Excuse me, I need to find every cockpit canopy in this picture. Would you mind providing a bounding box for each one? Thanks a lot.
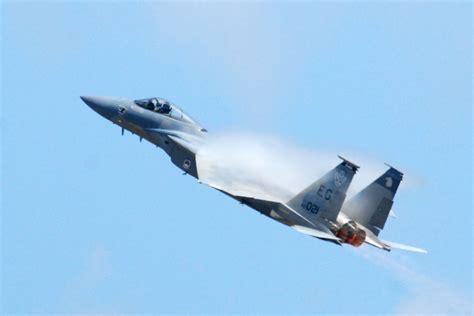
[134,97,203,128]
[134,98,173,114]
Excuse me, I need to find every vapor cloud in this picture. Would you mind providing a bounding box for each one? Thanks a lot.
[196,131,418,202]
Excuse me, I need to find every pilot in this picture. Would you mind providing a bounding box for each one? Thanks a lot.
[150,98,159,111]
[153,100,171,114]
[160,102,172,114]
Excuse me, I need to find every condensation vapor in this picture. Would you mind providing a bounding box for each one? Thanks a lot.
[195,132,406,202]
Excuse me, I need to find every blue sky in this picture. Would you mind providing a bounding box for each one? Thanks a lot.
[1,2,472,314]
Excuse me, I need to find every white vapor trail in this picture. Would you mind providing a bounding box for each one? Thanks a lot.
[196,131,416,202]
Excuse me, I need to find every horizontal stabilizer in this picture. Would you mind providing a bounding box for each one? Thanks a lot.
[383,240,427,254]
[364,233,387,250]
[292,225,341,242]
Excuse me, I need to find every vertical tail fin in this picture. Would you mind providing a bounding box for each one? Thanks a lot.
[342,165,403,235]
[287,156,359,224]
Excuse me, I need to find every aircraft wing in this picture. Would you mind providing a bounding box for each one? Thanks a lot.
[364,233,387,250]
[197,155,351,243]
[201,174,424,252]
[199,183,341,242]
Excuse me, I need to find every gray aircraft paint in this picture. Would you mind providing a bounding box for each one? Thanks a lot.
[81,96,426,253]
[340,167,403,235]
[81,96,205,178]
[287,159,359,224]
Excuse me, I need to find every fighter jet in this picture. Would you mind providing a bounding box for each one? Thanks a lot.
[81,96,426,253]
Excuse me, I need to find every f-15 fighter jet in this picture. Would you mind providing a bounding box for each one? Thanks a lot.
[81,96,426,253]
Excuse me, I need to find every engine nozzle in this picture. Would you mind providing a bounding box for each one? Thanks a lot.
[336,221,366,247]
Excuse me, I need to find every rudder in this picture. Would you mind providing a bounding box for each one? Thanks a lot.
[342,166,403,235]
[287,156,359,224]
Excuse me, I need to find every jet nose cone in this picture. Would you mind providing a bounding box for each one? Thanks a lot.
[80,96,98,107]
[80,96,119,120]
